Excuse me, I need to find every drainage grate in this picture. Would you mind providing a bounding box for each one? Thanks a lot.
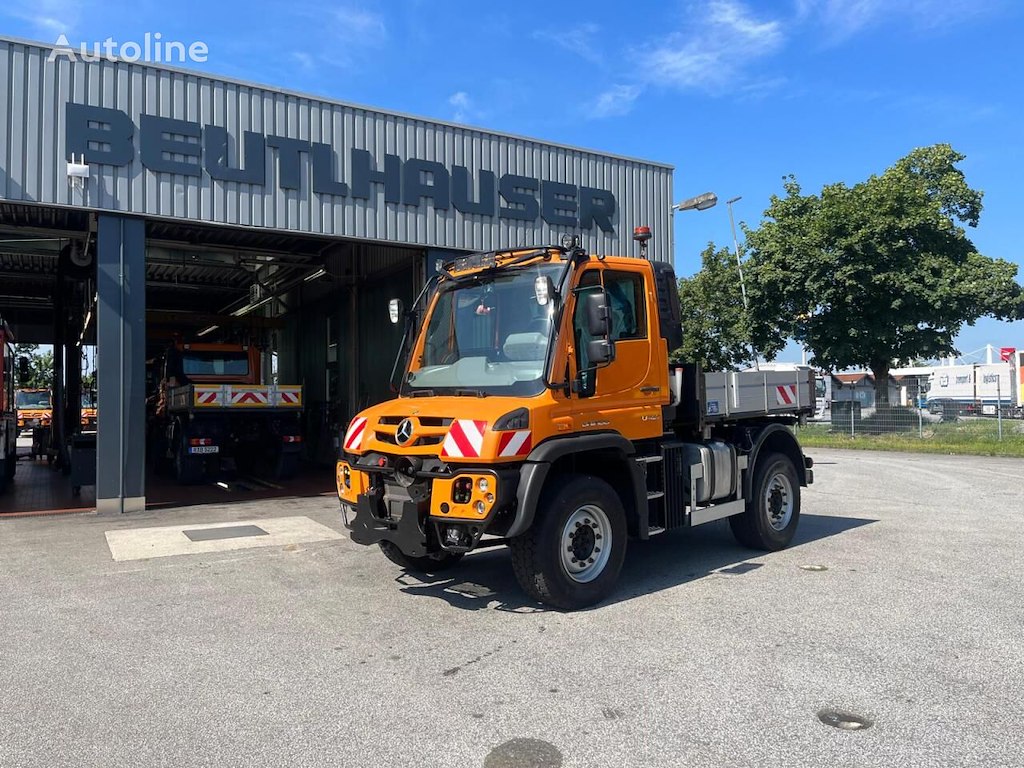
[182,525,269,542]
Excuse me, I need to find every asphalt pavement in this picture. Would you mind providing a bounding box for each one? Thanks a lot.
[1,449,1022,767]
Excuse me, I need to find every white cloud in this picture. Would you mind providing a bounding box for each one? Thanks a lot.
[289,3,387,71]
[331,5,387,45]
[291,51,315,71]
[590,84,643,118]
[582,0,1005,118]
[4,0,82,37]
[532,23,601,63]
[641,0,784,92]
[448,91,474,123]
[797,0,1002,39]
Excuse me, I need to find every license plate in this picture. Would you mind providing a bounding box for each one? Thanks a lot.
[189,446,219,454]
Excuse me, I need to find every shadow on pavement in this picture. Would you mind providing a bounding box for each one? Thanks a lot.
[394,513,876,613]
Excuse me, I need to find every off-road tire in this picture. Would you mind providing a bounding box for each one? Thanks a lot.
[378,541,463,572]
[174,440,205,485]
[269,451,299,482]
[730,452,800,551]
[508,474,627,610]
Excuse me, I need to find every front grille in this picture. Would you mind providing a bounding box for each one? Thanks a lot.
[374,431,444,447]
[378,415,453,428]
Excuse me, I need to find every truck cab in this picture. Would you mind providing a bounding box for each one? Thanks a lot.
[337,243,813,609]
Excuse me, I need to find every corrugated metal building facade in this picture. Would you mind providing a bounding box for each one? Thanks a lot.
[0,35,675,512]
[0,37,674,259]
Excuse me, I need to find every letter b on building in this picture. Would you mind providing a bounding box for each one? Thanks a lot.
[66,103,135,166]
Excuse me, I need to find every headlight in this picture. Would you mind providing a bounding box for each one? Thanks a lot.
[477,477,489,493]
[493,408,529,431]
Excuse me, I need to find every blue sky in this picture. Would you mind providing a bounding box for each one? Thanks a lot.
[4,0,1023,361]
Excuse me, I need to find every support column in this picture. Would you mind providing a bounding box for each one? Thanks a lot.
[96,214,146,515]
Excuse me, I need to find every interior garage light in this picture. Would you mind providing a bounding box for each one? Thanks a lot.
[197,325,219,337]
[303,267,327,282]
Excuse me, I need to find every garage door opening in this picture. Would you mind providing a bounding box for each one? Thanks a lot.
[1,205,429,515]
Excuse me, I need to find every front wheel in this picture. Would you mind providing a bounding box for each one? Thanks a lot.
[729,452,800,551]
[509,475,627,610]
[378,541,463,572]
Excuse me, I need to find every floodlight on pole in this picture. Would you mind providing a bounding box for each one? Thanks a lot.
[669,191,717,273]
[672,192,718,212]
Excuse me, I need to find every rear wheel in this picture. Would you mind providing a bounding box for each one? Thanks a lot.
[509,475,627,610]
[729,452,800,551]
[269,451,299,481]
[174,440,205,485]
[378,541,463,572]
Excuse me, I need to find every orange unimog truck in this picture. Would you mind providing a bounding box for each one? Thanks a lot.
[336,239,815,609]
[1,320,17,493]
[149,342,303,485]
[81,391,97,431]
[15,388,52,435]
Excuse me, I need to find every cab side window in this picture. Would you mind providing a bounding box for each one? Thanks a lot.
[604,271,646,341]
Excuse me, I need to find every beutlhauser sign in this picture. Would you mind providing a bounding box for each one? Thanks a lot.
[66,103,618,233]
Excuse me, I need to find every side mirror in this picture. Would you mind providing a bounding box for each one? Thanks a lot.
[584,291,611,337]
[17,356,29,381]
[388,298,403,325]
[586,338,615,366]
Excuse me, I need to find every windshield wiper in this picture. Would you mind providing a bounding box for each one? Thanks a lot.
[454,389,489,398]
[410,389,435,397]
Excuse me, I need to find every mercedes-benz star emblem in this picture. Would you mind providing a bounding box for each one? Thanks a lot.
[396,418,415,446]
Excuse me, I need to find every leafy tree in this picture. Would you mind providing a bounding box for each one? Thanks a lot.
[673,243,758,370]
[12,343,54,390]
[745,144,1023,405]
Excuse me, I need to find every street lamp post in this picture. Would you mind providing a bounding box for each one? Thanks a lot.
[725,196,748,311]
[726,195,759,370]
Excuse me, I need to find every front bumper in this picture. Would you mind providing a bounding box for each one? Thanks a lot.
[346,490,433,557]
[339,459,519,556]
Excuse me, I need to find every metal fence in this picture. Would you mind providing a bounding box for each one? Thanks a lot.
[796,401,1024,450]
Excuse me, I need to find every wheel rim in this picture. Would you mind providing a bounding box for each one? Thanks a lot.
[560,504,612,583]
[764,471,794,531]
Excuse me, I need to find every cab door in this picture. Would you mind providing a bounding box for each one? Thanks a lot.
[569,265,665,440]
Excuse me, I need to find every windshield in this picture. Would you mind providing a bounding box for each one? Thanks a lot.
[82,393,96,408]
[182,351,249,377]
[406,264,562,396]
[16,390,51,409]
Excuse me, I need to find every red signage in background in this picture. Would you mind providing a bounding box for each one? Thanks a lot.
[999,347,1016,363]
